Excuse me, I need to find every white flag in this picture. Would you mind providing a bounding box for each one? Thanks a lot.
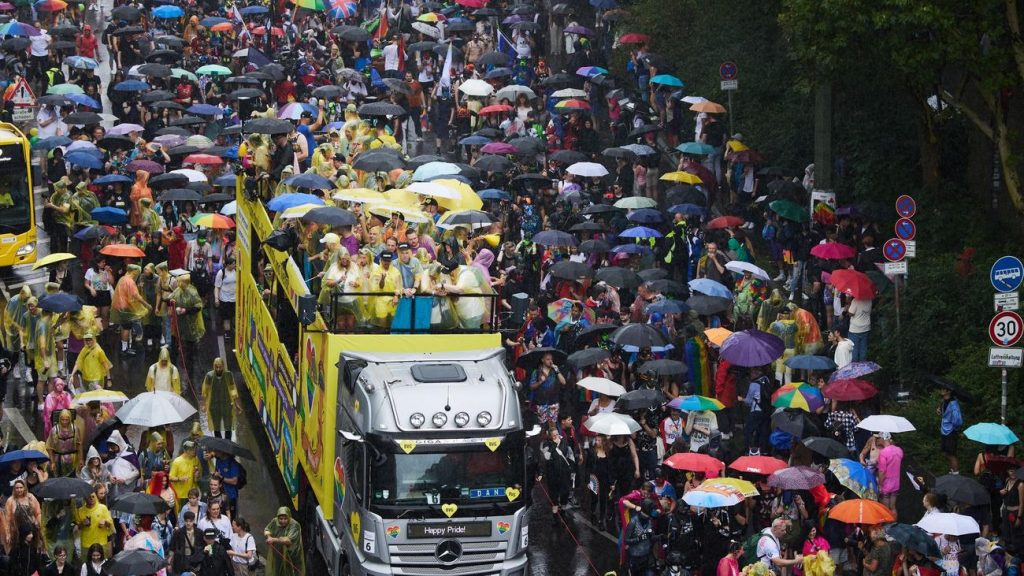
[438,42,453,91]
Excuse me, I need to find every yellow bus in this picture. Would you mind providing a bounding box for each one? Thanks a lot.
[0,123,36,267]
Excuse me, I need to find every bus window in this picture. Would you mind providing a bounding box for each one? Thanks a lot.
[0,143,31,234]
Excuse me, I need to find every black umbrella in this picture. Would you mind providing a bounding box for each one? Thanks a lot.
[168,115,205,127]
[166,145,200,157]
[262,63,286,81]
[648,279,689,298]
[441,210,491,227]
[157,188,201,202]
[615,389,667,412]
[628,124,660,139]
[602,147,636,160]
[511,21,539,31]
[801,436,849,458]
[140,90,175,103]
[771,409,821,438]
[477,51,510,67]
[928,375,973,401]
[516,347,566,370]
[113,24,144,35]
[575,323,618,345]
[148,173,189,190]
[38,94,71,106]
[639,359,688,376]
[358,101,406,117]
[88,416,121,448]
[383,78,412,94]
[150,100,185,111]
[352,152,404,172]
[197,436,256,460]
[38,293,82,313]
[582,203,622,215]
[474,7,500,16]
[304,207,357,227]
[665,185,706,207]
[550,149,589,164]
[245,119,294,135]
[110,492,171,515]
[569,221,605,233]
[145,49,179,63]
[225,75,261,86]
[579,239,611,253]
[609,324,669,348]
[550,260,593,281]
[187,182,213,194]
[508,137,546,155]
[1,37,28,51]
[432,43,462,58]
[337,26,371,42]
[226,88,265,100]
[103,549,166,576]
[447,20,475,32]
[50,23,79,36]
[155,126,190,137]
[32,477,94,500]
[51,40,75,51]
[407,40,438,52]
[474,155,513,173]
[595,267,642,289]
[311,85,346,99]
[687,294,732,315]
[884,524,941,558]
[473,127,503,139]
[567,347,610,369]
[540,73,574,87]
[532,230,576,247]
[198,192,233,204]
[934,474,990,505]
[65,111,103,126]
[137,63,171,78]
[638,269,669,282]
[408,154,444,169]
[154,35,185,48]
[97,136,134,151]
[110,5,141,20]
[245,71,273,82]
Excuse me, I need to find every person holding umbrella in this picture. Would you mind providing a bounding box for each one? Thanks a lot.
[110,264,152,357]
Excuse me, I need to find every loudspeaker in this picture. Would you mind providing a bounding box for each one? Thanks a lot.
[298,294,317,326]
[510,292,528,327]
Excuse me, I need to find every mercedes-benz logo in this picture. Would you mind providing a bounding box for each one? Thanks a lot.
[435,540,463,564]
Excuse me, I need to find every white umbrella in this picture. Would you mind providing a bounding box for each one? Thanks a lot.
[495,84,536,102]
[107,123,144,136]
[725,261,770,281]
[412,21,441,38]
[170,169,208,183]
[576,377,627,397]
[220,201,237,216]
[115,391,197,427]
[566,162,609,178]
[552,88,587,98]
[458,79,494,97]
[856,415,916,434]
[407,181,460,200]
[682,95,707,104]
[916,513,980,536]
[584,412,640,436]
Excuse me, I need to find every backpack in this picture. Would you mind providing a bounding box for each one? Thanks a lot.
[741,530,779,569]
[236,461,247,490]
[758,376,779,414]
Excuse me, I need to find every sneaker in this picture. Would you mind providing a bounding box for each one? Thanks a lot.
[772,272,786,281]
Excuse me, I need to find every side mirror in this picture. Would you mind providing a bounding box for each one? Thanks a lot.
[525,425,542,439]
[339,430,363,443]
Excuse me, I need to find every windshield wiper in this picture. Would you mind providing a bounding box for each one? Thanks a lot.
[0,223,22,233]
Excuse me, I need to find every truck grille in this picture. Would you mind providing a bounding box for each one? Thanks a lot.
[389,541,507,576]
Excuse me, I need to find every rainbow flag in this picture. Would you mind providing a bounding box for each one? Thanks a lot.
[685,337,711,396]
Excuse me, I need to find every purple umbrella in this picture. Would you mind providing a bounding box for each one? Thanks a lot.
[767,466,826,490]
[107,123,144,136]
[480,142,517,155]
[828,361,882,383]
[564,24,594,36]
[125,159,165,174]
[719,329,785,367]
[502,15,524,24]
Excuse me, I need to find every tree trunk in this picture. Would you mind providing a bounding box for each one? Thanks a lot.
[917,109,942,193]
[995,122,1024,215]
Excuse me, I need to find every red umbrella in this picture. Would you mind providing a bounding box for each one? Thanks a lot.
[664,452,724,474]
[618,32,649,44]
[822,379,878,401]
[728,455,788,476]
[480,142,517,155]
[706,215,745,230]
[830,269,877,299]
[100,244,146,258]
[455,0,487,7]
[182,154,223,165]
[479,104,513,115]
[252,26,285,37]
[810,242,856,260]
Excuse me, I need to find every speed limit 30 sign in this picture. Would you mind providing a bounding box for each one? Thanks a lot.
[990,310,1024,347]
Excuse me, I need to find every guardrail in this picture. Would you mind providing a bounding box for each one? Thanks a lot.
[325,290,500,334]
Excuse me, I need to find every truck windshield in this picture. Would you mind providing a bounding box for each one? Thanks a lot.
[0,144,31,233]
[369,437,525,508]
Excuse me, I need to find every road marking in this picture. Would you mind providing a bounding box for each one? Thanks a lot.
[4,407,36,443]
[563,508,618,545]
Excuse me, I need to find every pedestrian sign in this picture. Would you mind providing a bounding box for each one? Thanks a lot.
[895,218,916,241]
[882,238,907,262]
[990,310,1024,347]
[895,195,916,218]
[991,256,1024,292]
[3,77,34,124]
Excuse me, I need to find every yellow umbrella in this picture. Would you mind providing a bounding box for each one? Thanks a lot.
[367,203,431,224]
[704,327,733,347]
[661,171,704,185]
[32,252,76,270]
[699,477,759,497]
[690,101,727,114]
[727,139,750,153]
[383,188,421,206]
[433,179,483,211]
[280,203,324,219]
[333,188,384,204]
[70,389,129,407]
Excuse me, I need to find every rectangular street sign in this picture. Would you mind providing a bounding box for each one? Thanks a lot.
[989,347,1024,368]
[996,292,1020,312]
[883,261,907,275]
[720,80,738,91]
[904,240,916,258]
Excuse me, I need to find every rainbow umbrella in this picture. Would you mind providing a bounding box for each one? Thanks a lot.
[828,458,879,500]
[771,382,824,412]
[554,98,591,112]
[0,21,40,36]
[682,487,742,508]
[700,478,758,497]
[33,0,66,11]
[576,66,608,77]
[546,298,596,325]
[417,11,446,22]
[190,212,235,229]
[290,0,326,8]
[328,0,357,18]
[667,395,724,412]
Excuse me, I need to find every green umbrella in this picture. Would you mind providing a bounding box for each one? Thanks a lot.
[676,141,715,155]
[47,83,84,95]
[171,68,199,82]
[769,199,809,222]
[613,196,658,210]
[195,64,231,77]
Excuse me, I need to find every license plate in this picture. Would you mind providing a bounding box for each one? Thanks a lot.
[406,521,492,539]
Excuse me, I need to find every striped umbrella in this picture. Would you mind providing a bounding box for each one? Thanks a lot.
[190,213,235,229]
[667,395,723,412]
[771,382,825,412]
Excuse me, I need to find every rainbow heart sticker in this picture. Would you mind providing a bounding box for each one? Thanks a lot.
[496,521,510,535]
[386,525,400,539]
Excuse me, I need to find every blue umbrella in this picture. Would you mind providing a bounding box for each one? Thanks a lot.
[213,173,237,187]
[0,450,49,465]
[676,141,715,155]
[74,225,113,240]
[266,193,325,212]
[93,174,134,185]
[38,293,83,313]
[484,67,513,79]
[91,207,128,225]
[114,80,151,92]
[65,152,104,170]
[412,161,460,181]
[645,299,689,315]
[619,226,662,239]
[187,103,223,116]
[626,209,663,224]
[152,4,183,18]
[199,16,228,27]
[611,243,651,255]
[688,278,733,300]
[589,0,618,8]
[458,135,491,146]
[67,93,101,109]
[964,422,1020,445]
[828,458,879,500]
[785,355,837,371]
[650,74,684,88]
[64,55,99,70]
[478,189,510,201]
[621,143,657,156]
[31,135,71,150]
[828,361,882,382]
[283,173,334,190]
[239,5,268,15]
[668,203,706,217]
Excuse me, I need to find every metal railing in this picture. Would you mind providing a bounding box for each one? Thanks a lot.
[324,291,500,334]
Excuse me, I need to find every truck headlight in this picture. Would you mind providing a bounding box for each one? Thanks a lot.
[432,412,447,427]
[16,243,34,257]
[409,413,425,428]
[454,412,470,427]
[477,411,492,427]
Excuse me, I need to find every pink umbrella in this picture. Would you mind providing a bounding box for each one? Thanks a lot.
[125,159,164,174]
[480,142,517,155]
[0,3,16,10]
[811,242,856,260]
